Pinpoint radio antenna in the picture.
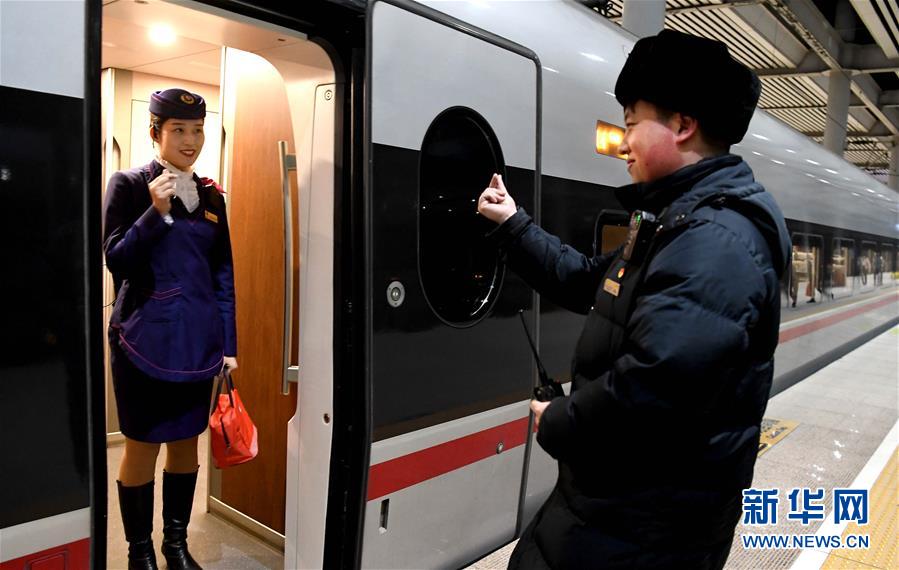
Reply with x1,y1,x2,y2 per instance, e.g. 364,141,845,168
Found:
518,310,550,385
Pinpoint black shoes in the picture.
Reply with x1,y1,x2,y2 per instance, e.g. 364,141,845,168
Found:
161,470,203,570
117,480,159,570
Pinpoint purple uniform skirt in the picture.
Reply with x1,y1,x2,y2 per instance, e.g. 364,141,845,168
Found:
109,334,214,443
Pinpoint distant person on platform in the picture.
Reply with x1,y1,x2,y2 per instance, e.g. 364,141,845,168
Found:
478,30,790,569
104,88,237,570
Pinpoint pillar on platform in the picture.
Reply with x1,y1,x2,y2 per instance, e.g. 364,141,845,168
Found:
823,69,851,156
889,139,899,191
621,0,665,39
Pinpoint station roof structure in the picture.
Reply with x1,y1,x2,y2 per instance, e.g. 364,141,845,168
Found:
592,0,899,184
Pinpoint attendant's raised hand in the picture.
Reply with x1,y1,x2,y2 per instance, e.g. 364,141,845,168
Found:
148,171,177,216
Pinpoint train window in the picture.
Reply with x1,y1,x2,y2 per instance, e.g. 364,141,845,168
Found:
788,233,823,308
860,242,878,289
595,120,627,159
418,107,506,326
831,238,854,299
880,244,895,286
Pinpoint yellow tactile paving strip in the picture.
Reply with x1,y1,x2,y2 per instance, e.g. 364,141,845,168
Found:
757,418,799,457
822,447,898,570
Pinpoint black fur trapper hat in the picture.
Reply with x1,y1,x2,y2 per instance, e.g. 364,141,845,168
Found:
615,29,761,145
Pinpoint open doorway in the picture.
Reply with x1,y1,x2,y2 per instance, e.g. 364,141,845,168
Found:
100,1,338,566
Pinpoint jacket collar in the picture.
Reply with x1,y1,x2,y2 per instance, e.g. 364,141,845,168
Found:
614,154,743,215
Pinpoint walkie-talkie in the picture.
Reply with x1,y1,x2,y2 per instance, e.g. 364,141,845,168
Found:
518,310,565,402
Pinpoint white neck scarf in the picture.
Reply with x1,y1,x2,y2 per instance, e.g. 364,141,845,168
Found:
157,156,199,213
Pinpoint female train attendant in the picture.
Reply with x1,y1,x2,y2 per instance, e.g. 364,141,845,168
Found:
103,88,237,570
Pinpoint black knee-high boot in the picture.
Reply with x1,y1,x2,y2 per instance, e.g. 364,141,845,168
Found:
117,481,159,570
161,470,202,570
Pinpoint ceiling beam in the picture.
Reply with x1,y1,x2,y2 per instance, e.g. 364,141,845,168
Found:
881,90,899,106
716,0,883,134
607,0,765,21
844,44,899,74
850,72,899,137
768,0,899,136
849,0,899,59
801,131,893,141
761,104,869,110
755,63,899,77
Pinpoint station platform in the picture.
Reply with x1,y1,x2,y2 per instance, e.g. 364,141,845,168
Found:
468,326,898,570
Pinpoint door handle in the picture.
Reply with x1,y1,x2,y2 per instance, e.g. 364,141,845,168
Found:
278,140,298,395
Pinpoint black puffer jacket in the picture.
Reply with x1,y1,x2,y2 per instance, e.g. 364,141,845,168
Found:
495,155,791,568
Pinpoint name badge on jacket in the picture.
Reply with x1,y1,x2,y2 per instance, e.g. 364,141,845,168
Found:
603,278,620,297
204,210,219,224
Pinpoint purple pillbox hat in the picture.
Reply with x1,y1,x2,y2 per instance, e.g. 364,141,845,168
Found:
149,88,206,119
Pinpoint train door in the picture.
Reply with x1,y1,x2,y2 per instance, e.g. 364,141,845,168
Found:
880,243,895,286
99,1,341,566
831,237,855,299
860,241,878,292
363,1,540,567
787,233,823,308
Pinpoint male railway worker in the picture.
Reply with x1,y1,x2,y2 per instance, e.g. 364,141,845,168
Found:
478,30,791,569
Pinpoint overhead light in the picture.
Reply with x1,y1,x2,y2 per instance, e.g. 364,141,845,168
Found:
772,159,785,165
825,169,838,174
604,91,616,97
149,24,176,46
805,159,820,165
818,179,830,184
751,133,770,141
752,151,763,156
851,193,860,196
542,66,559,74
865,188,876,193
785,149,796,154
805,173,815,177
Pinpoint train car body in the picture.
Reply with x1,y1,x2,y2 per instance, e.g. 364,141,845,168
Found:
1,0,896,569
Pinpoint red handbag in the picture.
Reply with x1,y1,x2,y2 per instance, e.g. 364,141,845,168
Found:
209,367,258,468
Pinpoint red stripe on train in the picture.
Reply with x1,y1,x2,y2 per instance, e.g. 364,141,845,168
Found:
368,292,899,501
779,293,898,344
0,537,90,570
367,417,531,501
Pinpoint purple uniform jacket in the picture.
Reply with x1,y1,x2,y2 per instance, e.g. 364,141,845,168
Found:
103,160,237,382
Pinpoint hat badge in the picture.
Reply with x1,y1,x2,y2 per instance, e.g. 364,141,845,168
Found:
180,93,195,105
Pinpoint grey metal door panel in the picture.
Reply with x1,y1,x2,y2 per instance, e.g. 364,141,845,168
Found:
367,1,541,566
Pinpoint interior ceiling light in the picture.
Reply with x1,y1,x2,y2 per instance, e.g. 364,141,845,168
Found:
149,24,176,46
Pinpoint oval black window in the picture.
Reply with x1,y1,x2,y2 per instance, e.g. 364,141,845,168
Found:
419,107,506,327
